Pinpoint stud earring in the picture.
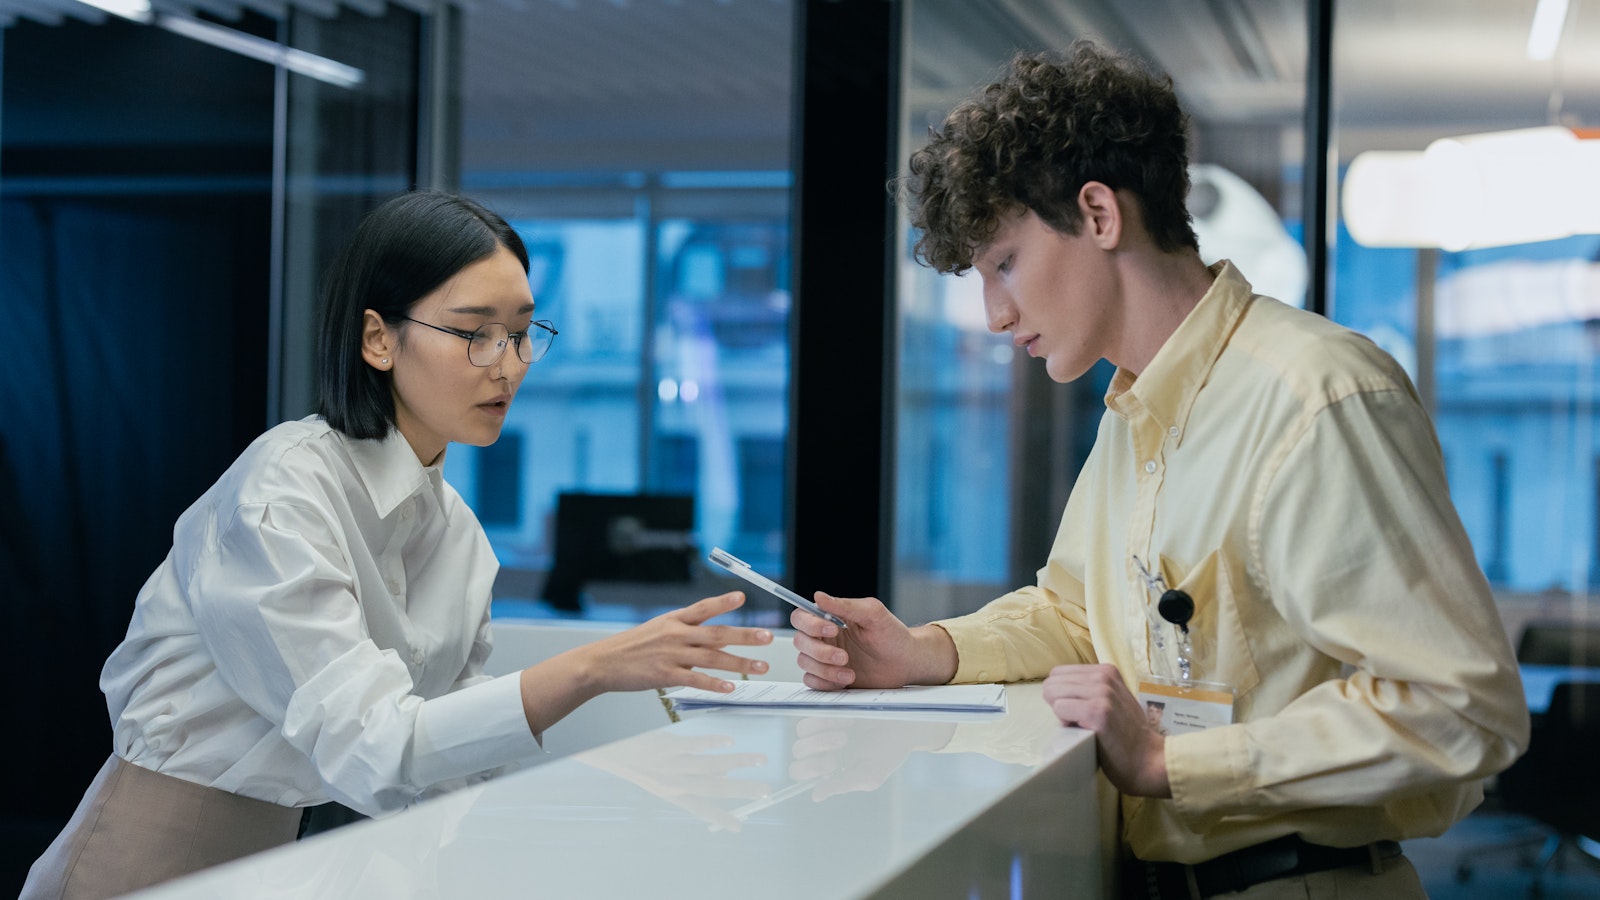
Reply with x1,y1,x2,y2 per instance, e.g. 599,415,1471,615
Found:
381,358,390,365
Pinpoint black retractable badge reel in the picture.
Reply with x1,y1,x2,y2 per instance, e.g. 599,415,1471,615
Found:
1158,587,1196,682
1158,588,1194,632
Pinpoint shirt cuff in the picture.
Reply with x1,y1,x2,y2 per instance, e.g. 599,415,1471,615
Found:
1165,723,1249,829
412,671,543,787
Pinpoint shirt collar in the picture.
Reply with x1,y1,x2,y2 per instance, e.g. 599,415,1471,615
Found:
1104,260,1255,434
339,426,450,520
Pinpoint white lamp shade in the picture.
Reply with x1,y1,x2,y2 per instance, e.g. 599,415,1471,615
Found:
1189,163,1309,306
1342,151,1436,248
1424,127,1578,250
1343,126,1600,250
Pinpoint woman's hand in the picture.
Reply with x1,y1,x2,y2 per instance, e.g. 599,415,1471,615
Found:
583,591,775,694
518,592,773,736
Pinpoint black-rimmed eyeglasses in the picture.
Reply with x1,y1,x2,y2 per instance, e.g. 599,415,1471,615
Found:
400,316,558,367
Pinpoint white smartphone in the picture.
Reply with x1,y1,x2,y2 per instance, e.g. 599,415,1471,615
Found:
709,547,848,629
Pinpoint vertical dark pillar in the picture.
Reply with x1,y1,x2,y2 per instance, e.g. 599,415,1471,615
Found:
787,0,899,601
1303,0,1334,318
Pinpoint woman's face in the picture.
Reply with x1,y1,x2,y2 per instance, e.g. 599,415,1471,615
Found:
368,244,534,465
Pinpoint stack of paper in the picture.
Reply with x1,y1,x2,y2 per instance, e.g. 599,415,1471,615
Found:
666,681,1006,713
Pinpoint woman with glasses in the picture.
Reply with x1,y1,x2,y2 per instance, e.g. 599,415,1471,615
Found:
23,191,775,900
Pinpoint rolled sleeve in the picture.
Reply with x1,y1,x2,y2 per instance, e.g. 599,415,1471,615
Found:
939,580,1096,684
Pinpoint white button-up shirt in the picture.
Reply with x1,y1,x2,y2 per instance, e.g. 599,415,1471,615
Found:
101,417,539,816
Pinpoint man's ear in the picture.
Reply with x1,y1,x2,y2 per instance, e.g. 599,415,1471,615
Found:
1078,181,1122,250
360,310,395,371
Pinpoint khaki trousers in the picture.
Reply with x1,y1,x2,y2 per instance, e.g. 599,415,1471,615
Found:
20,755,302,900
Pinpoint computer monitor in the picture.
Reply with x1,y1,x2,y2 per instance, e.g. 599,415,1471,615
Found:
540,492,696,611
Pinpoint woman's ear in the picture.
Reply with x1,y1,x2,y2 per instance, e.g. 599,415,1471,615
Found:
360,310,395,371
1078,181,1123,250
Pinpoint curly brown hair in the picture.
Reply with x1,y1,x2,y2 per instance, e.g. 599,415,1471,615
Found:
902,41,1199,274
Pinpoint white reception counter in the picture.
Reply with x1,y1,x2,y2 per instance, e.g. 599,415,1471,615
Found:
122,622,1110,899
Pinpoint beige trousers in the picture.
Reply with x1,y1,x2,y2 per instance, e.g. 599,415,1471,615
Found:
20,755,302,900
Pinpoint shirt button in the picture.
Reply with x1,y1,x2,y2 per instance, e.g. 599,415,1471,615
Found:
1168,426,1179,438
412,648,425,665
1144,460,1157,474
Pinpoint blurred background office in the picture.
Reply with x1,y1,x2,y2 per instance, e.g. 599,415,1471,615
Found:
3,0,1597,895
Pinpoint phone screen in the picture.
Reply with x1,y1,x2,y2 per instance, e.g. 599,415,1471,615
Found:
709,548,848,629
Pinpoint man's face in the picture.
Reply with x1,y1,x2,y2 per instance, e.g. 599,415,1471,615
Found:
972,207,1116,383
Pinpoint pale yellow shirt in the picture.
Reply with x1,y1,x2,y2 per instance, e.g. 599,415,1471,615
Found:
937,262,1529,864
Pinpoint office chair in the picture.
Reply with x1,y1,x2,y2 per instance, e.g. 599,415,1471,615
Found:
1452,621,1600,893
1459,679,1600,890
1490,681,1600,897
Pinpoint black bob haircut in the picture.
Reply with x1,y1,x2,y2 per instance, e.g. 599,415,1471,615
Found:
315,190,530,440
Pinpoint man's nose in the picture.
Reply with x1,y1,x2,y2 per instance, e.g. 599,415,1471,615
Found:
982,279,1014,334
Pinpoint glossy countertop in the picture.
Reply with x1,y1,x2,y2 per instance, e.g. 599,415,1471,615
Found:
124,682,1105,899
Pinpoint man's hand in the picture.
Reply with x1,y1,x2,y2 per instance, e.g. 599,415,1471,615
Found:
789,593,957,690
1042,663,1171,798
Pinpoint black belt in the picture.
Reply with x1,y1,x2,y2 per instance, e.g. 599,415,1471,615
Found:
1125,834,1404,899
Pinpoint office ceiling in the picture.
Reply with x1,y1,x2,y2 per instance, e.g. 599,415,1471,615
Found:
457,0,1600,171
5,0,1597,166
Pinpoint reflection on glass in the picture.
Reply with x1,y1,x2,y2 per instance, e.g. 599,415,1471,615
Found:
453,0,794,620
1333,0,1600,599
787,716,957,801
576,729,770,832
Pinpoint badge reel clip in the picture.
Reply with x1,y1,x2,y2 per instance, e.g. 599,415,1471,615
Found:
1131,555,1235,734
1133,556,1196,683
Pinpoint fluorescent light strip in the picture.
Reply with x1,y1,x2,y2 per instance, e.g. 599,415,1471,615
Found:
1527,0,1570,61
74,0,152,22
155,14,365,88
72,0,366,89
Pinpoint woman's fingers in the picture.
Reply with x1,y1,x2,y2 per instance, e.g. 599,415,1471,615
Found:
675,591,746,625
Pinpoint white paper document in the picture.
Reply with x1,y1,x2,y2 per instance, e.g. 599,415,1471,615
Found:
666,681,1007,713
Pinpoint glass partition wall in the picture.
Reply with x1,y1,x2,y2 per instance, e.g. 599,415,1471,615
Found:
0,1,433,888
891,0,1309,624
452,0,794,621
1330,0,1600,634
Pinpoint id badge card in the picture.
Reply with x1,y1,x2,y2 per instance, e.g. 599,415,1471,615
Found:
1138,675,1235,735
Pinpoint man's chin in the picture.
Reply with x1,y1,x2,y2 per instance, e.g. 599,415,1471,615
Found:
1045,356,1094,384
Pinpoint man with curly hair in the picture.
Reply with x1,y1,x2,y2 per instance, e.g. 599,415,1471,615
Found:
788,41,1527,899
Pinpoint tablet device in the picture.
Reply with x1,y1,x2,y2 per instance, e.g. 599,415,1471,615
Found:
709,547,848,629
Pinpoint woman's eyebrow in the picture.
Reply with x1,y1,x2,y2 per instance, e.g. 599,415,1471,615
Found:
444,302,536,317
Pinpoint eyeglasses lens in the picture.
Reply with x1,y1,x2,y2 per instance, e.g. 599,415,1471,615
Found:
465,322,555,366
